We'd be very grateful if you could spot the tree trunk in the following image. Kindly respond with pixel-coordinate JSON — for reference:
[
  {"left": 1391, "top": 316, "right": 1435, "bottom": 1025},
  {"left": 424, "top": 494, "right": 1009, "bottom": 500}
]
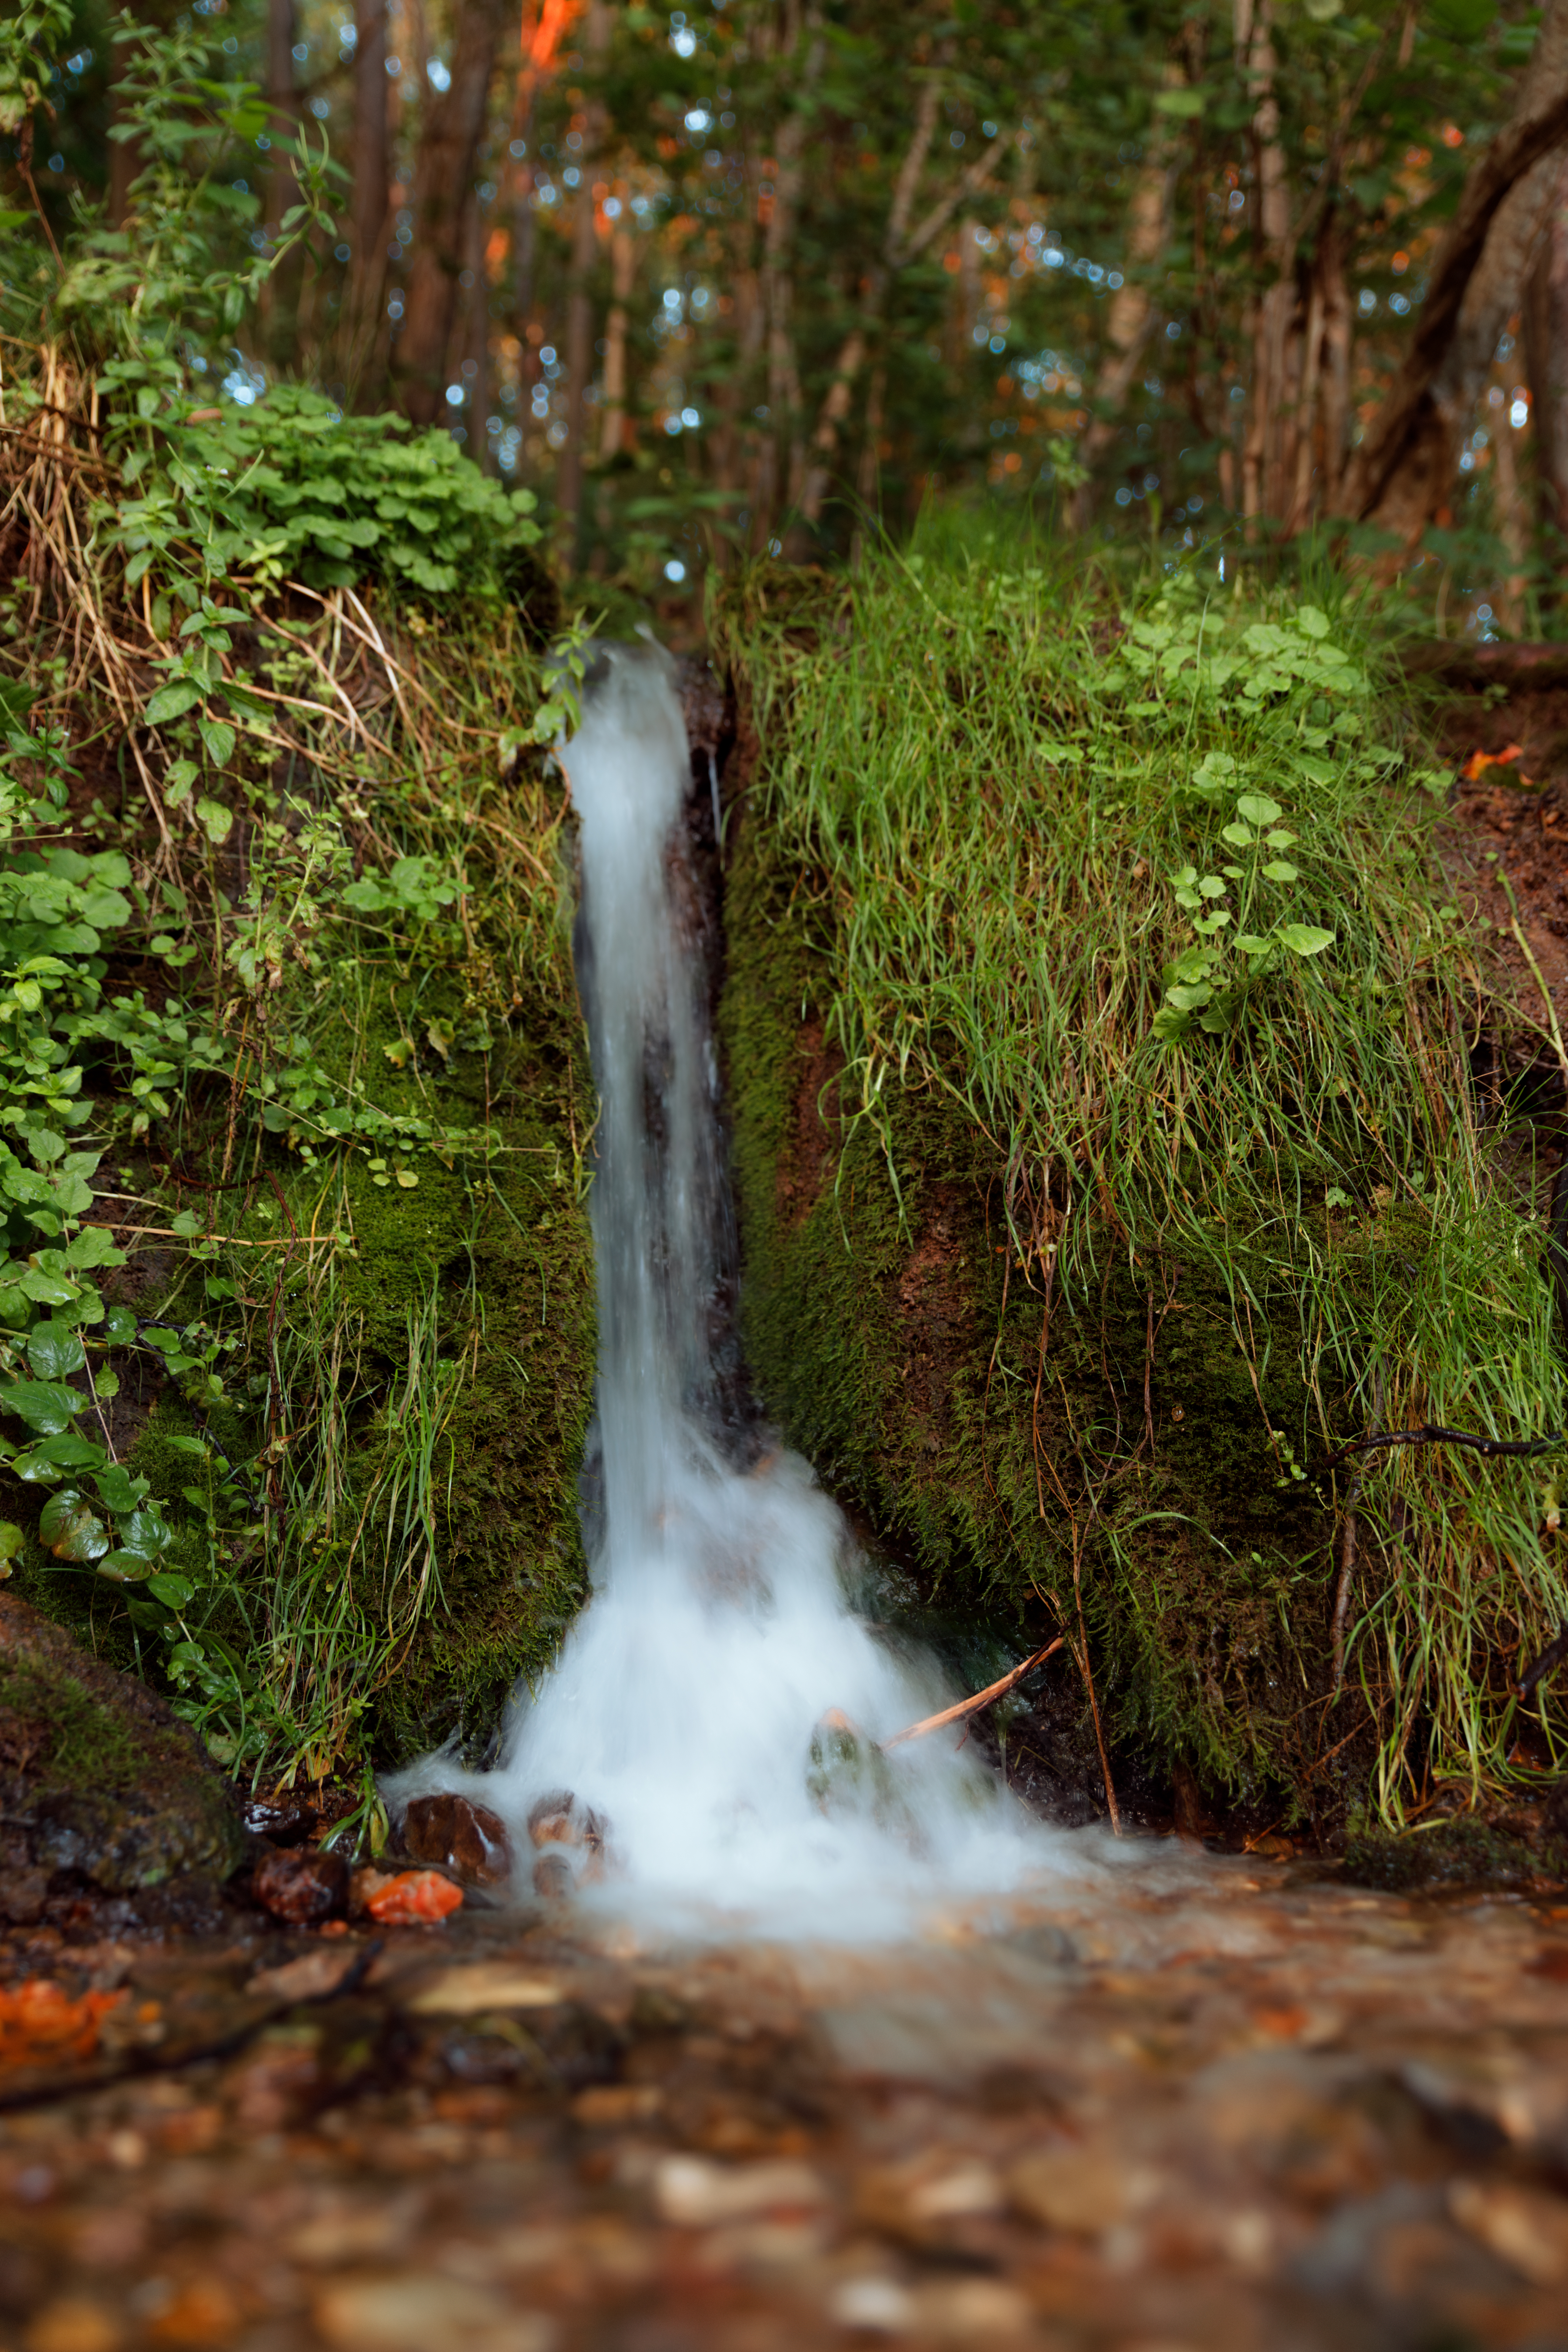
[
  {"left": 1367, "top": 147, "right": 1560, "bottom": 547},
  {"left": 345, "top": 0, "right": 390, "bottom": 397},
  {"left": 1491, "top": 389, "right": 1531, "bottom": 630},
  {"left": 391, "top": 0, "right": 512, "bottom": 428},
  {"left": 1525, "top": 150, "right": 1568, "bottom": 537},
  {"left": 750, "top": 7, "right": 824, "bottom": 549},
  {"left": 1069, "top": 82, "right": 1181, "bottom": 531},
  {"left": 554, "top": 0, "right": 611, "bottom": 551},
  {"left": 599, "top": 225, "right": 636, "bottom": 462},
  {"left": 1343, "top": 0, "right": 1568, "bottom": 524},
  {"left": 460, "top": 189, "right": 490, "bottom": 469},
  {"left": 1317, "top": 208, "right": 1353, "bottom": 514},
  {"left": 259, "top": 0, "right": 300, "bottom": 348}
]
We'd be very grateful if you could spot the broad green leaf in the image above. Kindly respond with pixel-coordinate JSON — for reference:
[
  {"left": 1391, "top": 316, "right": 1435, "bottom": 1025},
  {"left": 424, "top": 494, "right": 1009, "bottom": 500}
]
[
  {"left": 1197, "top": 876, "right": 1227, "bottom": 898},
  {"left": 199, "top": 718, "right": 236, "bottom": 769},
  {"left": 1262, "top": 859, "right": 1300, "bottom": 882},
  {"left": 39, "top": 1488, "right": 110, "bottom": 1561},
  {"left": 146, "top": 1571, "right": 196, "bottom": 1610},
  {"left": 1236, "top": 793, "right": 1283, "bottom": 825},
  {"left": 97, "top": 1549, "right": 154, "bottom": 1583},
  {"left": 163, "top": 758, "right": 199, "bottom": 810},
  {"left": 0, "top": 1522, "right": 23, "bottom": 1564},
  {"left": 1294, "top": 604, "right": 1331, "bottom": 637},
  {"left": 119, "top": 1506, "right": 175, "bottom": 1561},
  {"left": 1220, "top": 823, "right": 1255, "bottom": 848},
  {"left": 145, "top": 681, "right": 202, "bottom": 726},
  {"left": 1277, "top": 924, "right": 1335, "bottom": 957},
  {"left": 1, "top": 1378, "right": 86, "bottom": 1434},
  {"left": 196, "top": 797, "right": 234, "bottom": 845},
  {"left": 19, "top": 1267, "right": 77, "bottom": 1305},
  {"left": 91, "top": 1463, "right": 150, "bottom": 1514},
  {"left": 26, "top": 1322, "right": 85, "bottom": 1379}
]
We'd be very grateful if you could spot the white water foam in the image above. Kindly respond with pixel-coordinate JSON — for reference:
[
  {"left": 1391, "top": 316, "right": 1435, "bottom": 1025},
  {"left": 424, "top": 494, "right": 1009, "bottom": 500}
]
[{"left": 392, "top": 640, "right": 1086, "bottom": 1938}]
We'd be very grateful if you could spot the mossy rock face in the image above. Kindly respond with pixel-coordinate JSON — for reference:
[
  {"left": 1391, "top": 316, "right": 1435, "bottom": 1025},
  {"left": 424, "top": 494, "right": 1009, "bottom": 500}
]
[
  {"left": 0, "top": 1591, "right": 244, "bottom": 1891},
  {"left": 718, "top": 776, "right": 1359, "bottom": 1826}
]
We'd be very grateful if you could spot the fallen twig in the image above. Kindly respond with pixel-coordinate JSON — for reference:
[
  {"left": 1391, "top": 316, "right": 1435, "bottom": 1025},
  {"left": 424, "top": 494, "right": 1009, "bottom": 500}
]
[
  {"left": 1322, "top": 1423, "right": 1564, "bottom": 1475},
  {"left": 880, "top": 1638, "right": 1064, "bottom": 1751}
]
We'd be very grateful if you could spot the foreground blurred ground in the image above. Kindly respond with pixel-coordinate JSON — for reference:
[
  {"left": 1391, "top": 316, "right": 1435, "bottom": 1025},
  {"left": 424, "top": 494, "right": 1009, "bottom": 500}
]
[{"left": 0, "top": 1847, "right": 1566, "bottom": 2352}]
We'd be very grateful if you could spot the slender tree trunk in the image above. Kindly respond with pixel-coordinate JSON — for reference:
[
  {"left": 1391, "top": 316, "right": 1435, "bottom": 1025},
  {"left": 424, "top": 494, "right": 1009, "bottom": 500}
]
[
  {"left": 391, "top": 0, "right": 512, "bottom": 427},
  {"left": 795, "top": 90, "right": 1009, "bottom": 534},
  {"left": 1525, "top": 150, "right": 1568, "bottom": 539},
  {"left": 260, "top": 0, "right": 300, "bottom": 348},
  {"left": 345, "top": 0, "right": 390, "bottom": 398},
  {"left": 555, "top": 0, "right": 610, "bottom": 550},
  {"left": 1317, "top": 208, "right": 1353, "bottom": 513},
  {"left": 1343, "top": 0, "right": 1568, "bottom": 524},
  {"left": 1069, "top": 82, "right": 1181, "bottom": 531},
  {"left": 751, "top": 6, "right": 824, "bottom": 548},
  {"left": 460, "top": 190, "right": 490, "bottom": 469},
  {"left": 599, "top": 225, "right": 636, "bottom": 461}
]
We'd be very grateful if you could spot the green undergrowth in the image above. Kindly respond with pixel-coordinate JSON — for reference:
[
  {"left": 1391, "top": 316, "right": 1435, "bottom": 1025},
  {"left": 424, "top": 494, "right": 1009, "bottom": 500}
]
[
  {"left": 0, "top": 580, "right": 597, "bottom": 1793},
  {"left": 713, "top": 533, "right": 1568, "bottom": 1825}
]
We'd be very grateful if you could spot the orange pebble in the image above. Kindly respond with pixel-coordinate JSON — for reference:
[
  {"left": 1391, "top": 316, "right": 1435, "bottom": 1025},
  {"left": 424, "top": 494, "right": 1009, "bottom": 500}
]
[{"left": 363, "top": 1869, "right": 463, "bottom": 1924}]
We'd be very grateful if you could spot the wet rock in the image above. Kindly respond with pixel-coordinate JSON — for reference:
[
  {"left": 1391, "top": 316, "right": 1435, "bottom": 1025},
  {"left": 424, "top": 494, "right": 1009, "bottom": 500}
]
[
  {"left": 350, "top": 1867, "right": 463, "bottom": 1924},
  {"left": 400, "top": 1792, "right": 512, "bottom": 1888},
  {"left": 0, "top": 1867, "right": 48, "bottom": 1926},
  {"left": 1343, "top": 1814, "right": 1568, "bottom": 1894},
  {"left": 251, "top": 1845, "right": 349, "bottom": 1925},
  {"left": 242, "top": 1798, "right": 315, "bottom": 1847},
  {"left": 0, "top": 1592, "right": 243, "bottom": 1894},
  {"left": 527, "top": 1790, "right": 606, "bottom": 1898}
]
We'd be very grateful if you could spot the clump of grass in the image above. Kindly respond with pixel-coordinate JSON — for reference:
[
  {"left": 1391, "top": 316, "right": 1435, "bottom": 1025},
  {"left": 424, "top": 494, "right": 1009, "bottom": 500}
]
[{"left": 713, "top": 528, "right": 1568, "bottom": 1819}]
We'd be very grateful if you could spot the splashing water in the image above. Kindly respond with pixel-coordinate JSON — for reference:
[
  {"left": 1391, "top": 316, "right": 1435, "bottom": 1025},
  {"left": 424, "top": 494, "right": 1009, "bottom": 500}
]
[{"left": 398, "top": 641, "right": 1062, "bottom": 1937}]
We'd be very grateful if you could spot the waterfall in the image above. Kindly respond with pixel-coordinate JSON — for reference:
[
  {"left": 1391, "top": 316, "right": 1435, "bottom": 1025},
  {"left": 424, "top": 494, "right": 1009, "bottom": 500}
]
[{"left": 399, "top": 641, "right": 1046, "bottom": 1936}]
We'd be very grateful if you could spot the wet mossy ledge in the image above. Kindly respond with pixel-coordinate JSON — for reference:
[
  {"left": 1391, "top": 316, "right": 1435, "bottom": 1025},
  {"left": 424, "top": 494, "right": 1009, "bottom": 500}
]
[{"left": 712, "top": 539, "right": 1568, "bottom": 1838}]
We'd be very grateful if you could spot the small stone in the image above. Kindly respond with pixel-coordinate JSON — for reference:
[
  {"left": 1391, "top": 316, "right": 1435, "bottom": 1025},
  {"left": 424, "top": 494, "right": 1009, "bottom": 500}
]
[
  {"left": 1010, "top": 2144, "right": 1131, "bottom": 2234},
  {"left": 405, "top": 1963, "right": 563, "bottom": 2015},
  {"left": 827, "top": 2276, "right": 915, "bottom": 2333},
  {"left": 572, "top": 2083, "right": 663, "bottom": 2126},
  {"left": 251, "top": 1846, "right": 348, "bottom": 1926},
  {"left": 1450, "top": 2176, "right": 1568, "bottom": 2284},
  {"left": 654, "top": 2154, "right": 826, "bottom": 2226},
  {"left": 359, "top": 1869, "right": 463, "bottom": 1925},
  {"left": 242, "top": 1799, "right": 315, "bottom": 1846},
  {"left": 313, "top": 2273, "right": 554, "bottom": 2350},
  {"left": 914, "top": 2278, "right": 1033, "bottom": 2338},
  {"left": 0, "top": 1867, "right": 49, "bottom": 1925},
  {"left": 527, "top": 1790, "right": 606, "bottom": 1873},
  {"left": 23, "top": 2301, "right": 122, "bottom": 2352},
  {"left": 402, "top": 1792, "right": 513, "bottom": 1888},
  {"left": 245, "top": 1946, "right": 363, "bottom": 2003}
]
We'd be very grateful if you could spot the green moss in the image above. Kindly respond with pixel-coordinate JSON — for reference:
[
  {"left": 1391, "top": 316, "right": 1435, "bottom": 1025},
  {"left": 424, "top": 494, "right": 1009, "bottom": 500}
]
[
  {"left": 719, "top": 805, "right": 1346, "bottom": 1811},
  {"left": 1343, "top": 1815, "right": 1568, "bottom": 1893},
  {"left": 0, "top": 1656, "right": 153, "bottom": 1789}
]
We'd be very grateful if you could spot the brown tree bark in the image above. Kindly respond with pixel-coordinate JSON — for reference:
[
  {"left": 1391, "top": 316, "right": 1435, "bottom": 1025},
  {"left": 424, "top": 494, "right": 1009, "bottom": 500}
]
[
  {"left": 344, "top": 0, "right": 390, "bottom": 396},
  {"left": 1525, "top": 151, "right": 1568, "bottom": 536},
  {"left": 598, "top": 224, "right": 636, "bottom": 462},
  {"left": 750, "top": 4, "right": 824, "bottom": 549},
  {"left": 1367, "top": 147, "right": 1560, "bottom": 547},
  {"left": 391, "top": 0, "right": 513, "bottom": 428},
  {"left": 1343, "top": 0, "right": 1568, "bottom": 525},
  {"left": 554, "top": 0, "right": 611, "bottom": 550},
  {"left": 259, "top": 0, "right": 300, "bottom": 348}
]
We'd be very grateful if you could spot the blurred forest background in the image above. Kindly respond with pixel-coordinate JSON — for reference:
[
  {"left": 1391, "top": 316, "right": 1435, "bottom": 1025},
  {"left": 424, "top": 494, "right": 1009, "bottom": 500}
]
[{"left": 12, "top": 0, "right": 1568, "bottom": 626}]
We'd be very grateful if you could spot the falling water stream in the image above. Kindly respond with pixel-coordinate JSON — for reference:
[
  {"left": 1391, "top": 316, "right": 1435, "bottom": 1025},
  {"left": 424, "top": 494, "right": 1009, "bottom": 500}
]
[{"left": 401, "top": 640, "right": 1072, "bottom": 1936}]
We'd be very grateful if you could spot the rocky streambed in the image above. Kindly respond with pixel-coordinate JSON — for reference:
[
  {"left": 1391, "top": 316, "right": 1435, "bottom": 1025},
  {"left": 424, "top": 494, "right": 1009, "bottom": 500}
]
[
  {"left": 1, "top": 1582, "right": 1567, "bottom": 2352},
  {"left": 1, "top": 1834, "right": 1567, "bottom": 2351}
]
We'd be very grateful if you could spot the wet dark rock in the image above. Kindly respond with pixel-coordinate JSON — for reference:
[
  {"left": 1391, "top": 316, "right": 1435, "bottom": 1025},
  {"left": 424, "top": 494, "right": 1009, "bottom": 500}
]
[
  {"left": 243, "top": 1799, "right": 316, "bottom": 1847},
  {"left": 400, "top": 1792, "right": 512, "bottom": 1888},
  {"left": 0, "top": 1591, "right": 244, "bottom": 1893},
  {"left": 251, "top": 1845, "right": 350, "bottom": 1925}
]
